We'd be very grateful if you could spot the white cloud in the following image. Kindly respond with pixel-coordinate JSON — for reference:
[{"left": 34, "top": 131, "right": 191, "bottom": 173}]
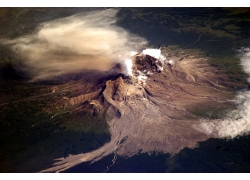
[{"left": 198, "top": 48, "right": 250, "bottom": 138}]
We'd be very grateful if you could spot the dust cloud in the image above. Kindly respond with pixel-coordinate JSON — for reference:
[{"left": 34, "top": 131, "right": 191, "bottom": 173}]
[{"left": 0, "top": 9, "right": 147, "bottom": 81}]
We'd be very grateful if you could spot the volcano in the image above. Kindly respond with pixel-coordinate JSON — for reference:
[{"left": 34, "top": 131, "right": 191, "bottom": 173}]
[
  {"left": 40, "top": 47, "right": 238, "bottom": 172},
  {"left": 2, "top": 7, "right": 250, "bottom": 173}
]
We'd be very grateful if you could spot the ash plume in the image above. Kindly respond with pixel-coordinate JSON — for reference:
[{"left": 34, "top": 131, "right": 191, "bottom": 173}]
[
  {"left": 198, "top": 47, "right": 250, "bottom": 139},
  {"left": 0, "top": 9, "right": 147, "bottom": 81}
]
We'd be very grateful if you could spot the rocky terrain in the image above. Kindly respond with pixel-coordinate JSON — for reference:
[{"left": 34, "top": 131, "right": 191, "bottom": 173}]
[
  {"left": 1, "top": 7, "right": 250, "bottom": 173},
  {"left": 40, "top": 48, "right": 239, "bottom": 172}
]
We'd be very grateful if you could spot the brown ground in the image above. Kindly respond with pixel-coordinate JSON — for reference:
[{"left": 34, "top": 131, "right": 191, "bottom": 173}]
[{"left": 41, "top": 50, "right": 240, "bottom": 172}]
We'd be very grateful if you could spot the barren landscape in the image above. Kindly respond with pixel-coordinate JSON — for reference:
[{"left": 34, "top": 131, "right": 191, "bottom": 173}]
[
  {"left": 1, "top": 7, "right": 250, "bottom": 173},
  {"left": 41, "top": 47, "right": 239, "bottom": 172}
]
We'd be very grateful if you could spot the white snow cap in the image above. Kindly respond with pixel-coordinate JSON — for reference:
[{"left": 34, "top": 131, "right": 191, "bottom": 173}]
[
  {"left": 142, "top": 49, "right": 162, "bottom": 59},
  {"left": 141, "top": 48, "right": 167, "bottom": 64}
]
